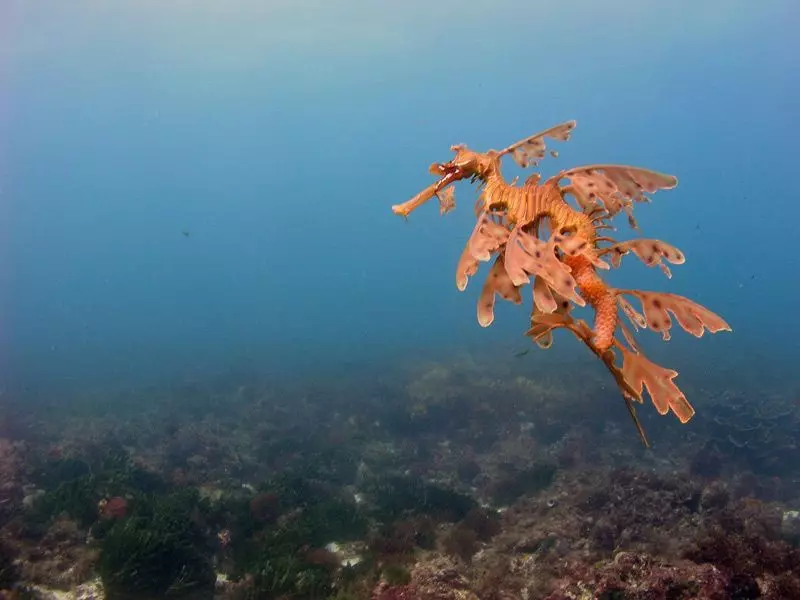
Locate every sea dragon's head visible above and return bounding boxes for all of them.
[392,144,499,218]
[392,121,578,220]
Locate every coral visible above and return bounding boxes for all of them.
[543,553,731,600]
[452,464,800,600]
[371,580,417,600]
[542,494,800,600]
[681,497,800,596]
[391,120,731,445]
[410,556,479,599]
[373,556,478,600]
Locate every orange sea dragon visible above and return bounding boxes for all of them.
[391,120,732,447]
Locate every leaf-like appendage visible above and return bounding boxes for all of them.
[525,289,574,349]
[618,323,641,354]
[455,246,480,293]
[498,121,577,169]
[555,164,677,230]
[526,314,560,349]
[477,255,522,327]
[617,296,647,331]
[437,186,456,215]
[511,145,543,169]
[619,347,695,423]
[567,185,602,213]
[608,238,685,278]
[553,230,610,270]
[468,215,510,262]
[503,228,586,307]
[621,290,732,341]
[532,276,557,313]
[455,213,510,291]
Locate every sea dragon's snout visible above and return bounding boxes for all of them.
[391,166,463,218]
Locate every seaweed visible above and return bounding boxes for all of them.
[97,489,216,599]
[224,475,370,599]
[488,461,557,505]
[365,475,477,523]
[25,448,169,529]
[255,432,360,485]
[27,475,99,528]
[0,540,19,590]
[381,563,412,586]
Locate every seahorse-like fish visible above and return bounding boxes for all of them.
[391,121,732,446]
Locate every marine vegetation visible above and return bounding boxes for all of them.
[392,120,731,446]
[96,489,216,599]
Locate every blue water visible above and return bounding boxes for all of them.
[2,0,798,396]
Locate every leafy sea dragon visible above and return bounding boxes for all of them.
[391,121,732,447]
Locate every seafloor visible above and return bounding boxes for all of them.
[0,352,798,600]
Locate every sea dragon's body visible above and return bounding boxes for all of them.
[473,157,617,349]
[392,121,731,446]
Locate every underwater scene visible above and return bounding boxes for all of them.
[1,2,799,599]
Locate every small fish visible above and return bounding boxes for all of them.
[182,230,190,237]
[550,150,559,158]
[513,348,531,358]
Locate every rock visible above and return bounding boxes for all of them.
[781,509,800,544]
